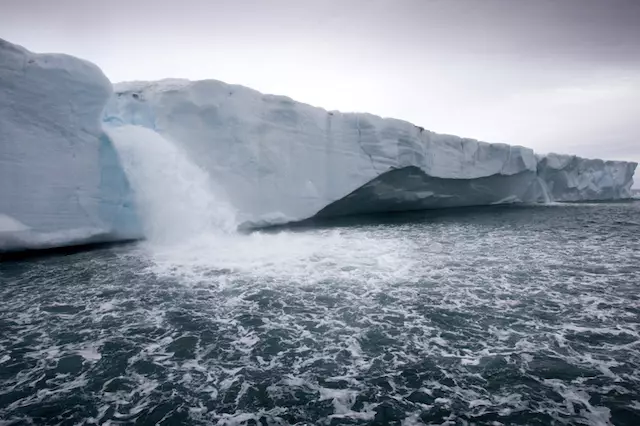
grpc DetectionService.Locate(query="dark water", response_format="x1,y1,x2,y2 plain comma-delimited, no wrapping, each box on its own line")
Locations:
1,203,639,425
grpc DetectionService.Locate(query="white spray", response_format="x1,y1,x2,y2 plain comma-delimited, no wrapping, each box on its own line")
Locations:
106,125,411,288
537,177,553,204
107,125,237,244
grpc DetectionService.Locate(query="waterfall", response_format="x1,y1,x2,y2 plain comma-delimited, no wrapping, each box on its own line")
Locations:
106,125,237,244
537,177,553,204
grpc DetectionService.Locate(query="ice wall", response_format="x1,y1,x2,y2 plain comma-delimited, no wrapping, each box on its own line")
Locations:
537,154,636,201
104,79,543,226
0,39,141,251
104,79,636,226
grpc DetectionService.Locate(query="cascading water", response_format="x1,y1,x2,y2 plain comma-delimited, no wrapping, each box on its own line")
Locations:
106,124,392,283
537,176,553,204
107,125,237,244
106,124,407,283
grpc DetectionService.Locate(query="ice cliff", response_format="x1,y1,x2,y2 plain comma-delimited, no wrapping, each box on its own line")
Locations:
0,39,141,252
104,79,540,227
0,39,637,252
104,79,636,227
537,154,636,202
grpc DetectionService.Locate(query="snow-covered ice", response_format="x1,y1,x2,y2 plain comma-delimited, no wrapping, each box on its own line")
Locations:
103,80,539,227
0,39,141,251
104,79,636,227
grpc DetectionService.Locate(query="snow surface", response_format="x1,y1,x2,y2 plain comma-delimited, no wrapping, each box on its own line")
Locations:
104,79,636,227
0,39,141,251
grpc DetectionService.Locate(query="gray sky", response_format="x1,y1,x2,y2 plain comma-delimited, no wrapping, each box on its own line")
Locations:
2,0,639,184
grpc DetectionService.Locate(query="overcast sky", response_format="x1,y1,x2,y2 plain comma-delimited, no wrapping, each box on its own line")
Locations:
2,0,639,184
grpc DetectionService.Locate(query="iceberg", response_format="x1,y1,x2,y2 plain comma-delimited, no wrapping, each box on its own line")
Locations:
104,79,636,227
0,39,142,252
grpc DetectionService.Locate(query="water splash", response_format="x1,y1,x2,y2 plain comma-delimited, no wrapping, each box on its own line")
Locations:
107,125,237,244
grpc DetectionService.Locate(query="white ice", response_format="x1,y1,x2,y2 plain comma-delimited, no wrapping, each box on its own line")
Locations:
1,38,637,252
104,79,636,228
0,39,142,251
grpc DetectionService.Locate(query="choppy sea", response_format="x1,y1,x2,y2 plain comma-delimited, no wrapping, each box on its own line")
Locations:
1,202,639,425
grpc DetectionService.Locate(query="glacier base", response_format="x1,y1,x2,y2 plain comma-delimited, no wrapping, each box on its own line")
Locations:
315,167,539,218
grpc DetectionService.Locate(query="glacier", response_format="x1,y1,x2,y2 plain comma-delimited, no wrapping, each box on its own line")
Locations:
0,39,142,252
0,38,637,252
537,154,637,202
103,79,637,227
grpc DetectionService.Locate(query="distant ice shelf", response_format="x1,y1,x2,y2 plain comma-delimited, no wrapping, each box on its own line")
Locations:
0,38,637,252
537,154,637,202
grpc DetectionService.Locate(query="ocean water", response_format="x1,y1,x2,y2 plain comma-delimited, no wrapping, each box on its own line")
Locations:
1,203,639,426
